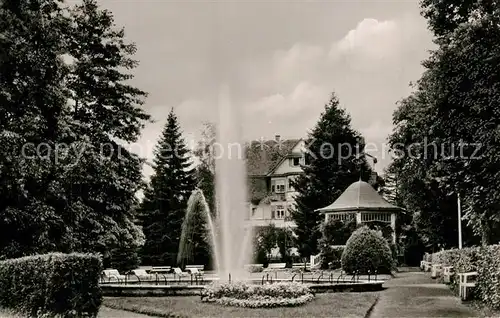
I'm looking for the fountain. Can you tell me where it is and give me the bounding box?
[177,189,221,272]
[99,85,385,298]
[178,85,254,281]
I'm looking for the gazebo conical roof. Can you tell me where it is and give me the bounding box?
[316,180,401,213]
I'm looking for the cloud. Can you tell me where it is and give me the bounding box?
[332,19,400,58]
[239,15,431,174]
[244,82,329,139]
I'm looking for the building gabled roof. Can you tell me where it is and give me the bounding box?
[316,180,401,213]
[246,139,301,176]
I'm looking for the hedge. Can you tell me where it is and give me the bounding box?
[429,245,500,309]
[0,253,102,317]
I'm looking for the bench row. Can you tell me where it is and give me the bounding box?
[420,261,477,301]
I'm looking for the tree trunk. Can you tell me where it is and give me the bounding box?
[481,216,491,246]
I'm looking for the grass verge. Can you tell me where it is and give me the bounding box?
[104,292,379,318]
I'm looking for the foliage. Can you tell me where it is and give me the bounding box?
[388,0,500,247]
[201,282,314,308]
[420,0,500,38]
[318,218,354,269]
[341,226,394,274]
[320,246,344,270]
[290,93,372,258]
[193,122,217,216]
[138,109,196,266]
[253,224,295,264]
[320,219,356,246]
[0,0,148,270]
[476,245,500,309]
[0,253,102,317]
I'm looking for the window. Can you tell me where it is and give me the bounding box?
[275,205,285,219]
[274,179,285,193]
[251,207,256,216]
[290,157,300,166]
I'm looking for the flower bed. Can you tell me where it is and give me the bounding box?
[200,282,314,308]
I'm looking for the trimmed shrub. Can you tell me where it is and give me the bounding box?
[341,226,394,274]
[476,245,500,309]
[201,282,314,308]
[0,253,102,317]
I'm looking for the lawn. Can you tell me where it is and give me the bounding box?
[103,292,380,318]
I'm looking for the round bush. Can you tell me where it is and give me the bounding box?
[341,226,394,274]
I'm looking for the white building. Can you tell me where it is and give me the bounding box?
[245,135,307,228]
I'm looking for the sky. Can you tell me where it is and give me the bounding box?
[97,0,434,177]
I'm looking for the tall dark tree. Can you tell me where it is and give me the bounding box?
[388,0,500,247]
[139,109,196,266]
[0,0,148,270]
[290,93,372,258]
[64,0,149,270]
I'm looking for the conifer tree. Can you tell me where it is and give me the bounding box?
[139,109,196,265]
[291,93,371,258]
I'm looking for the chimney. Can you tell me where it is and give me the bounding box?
[275,135,281,142]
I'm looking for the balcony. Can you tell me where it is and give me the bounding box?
[244,218,296,228]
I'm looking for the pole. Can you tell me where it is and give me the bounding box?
[458,193,462,249]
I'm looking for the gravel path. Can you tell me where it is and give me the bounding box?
[369,271,479,318]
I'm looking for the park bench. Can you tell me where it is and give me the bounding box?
[420,260,426,270]
[264,263,287,271]
[458,272,477,301]
[292,262,311,270]
[443,266,454,283]
[420,261,432,272]
[185,265,204,276]
[431,263,443,279]
[128,269,154,281]
[150,266,172,274]
[102,269,126,282]
[173,267,190,278]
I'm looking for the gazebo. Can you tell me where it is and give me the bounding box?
[315,180,401,244]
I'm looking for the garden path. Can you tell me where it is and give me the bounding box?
[369,271,479,317]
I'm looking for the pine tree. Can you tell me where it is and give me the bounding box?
[139,109,196,266]
[290,93,372,258]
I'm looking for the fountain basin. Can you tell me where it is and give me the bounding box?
[100,280,384,297]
